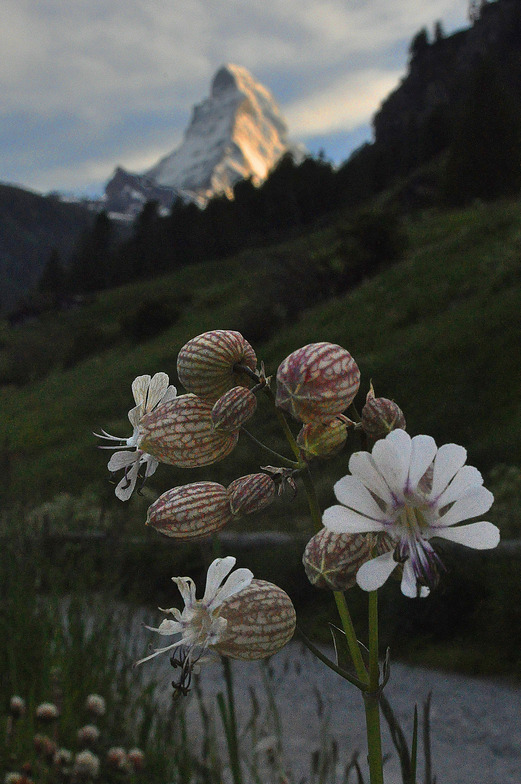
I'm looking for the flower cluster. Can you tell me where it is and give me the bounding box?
[3,692,145,784]
[97,328,500,699]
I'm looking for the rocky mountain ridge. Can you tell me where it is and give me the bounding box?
[104,64,303,217]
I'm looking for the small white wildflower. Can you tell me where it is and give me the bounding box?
[4,773,23,784]
[73,750,100,779]
[9,696,25,718]
[85,694,105,717]
[137,556,253,690]
[127,748,145,771]
[323,429,500,597]
[77,725,100,745]
[106,747,128,771]
[53,748,73,767]
[95,373,176,500]
[35,702,59,721]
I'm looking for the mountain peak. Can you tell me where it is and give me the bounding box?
[105,64,303,217]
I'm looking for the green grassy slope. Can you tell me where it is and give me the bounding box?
[1,198,521,530]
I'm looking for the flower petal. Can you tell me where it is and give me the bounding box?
[356,551,398,592]
[372,429,412,497]
[435,465,483,508]
[173,576,197,608]
[430,443,467,500]
[114,462,140,501]
[323,505,386,534]
[400,560,430,598]
[147,373,170,411]
[202,557,237,604]
[161,385,178,405]
[128,405,142,428]
[132,375,151,407]
[135,640,183,666]
[437,485,494,527]
[334,475,388,521]
[407,435,437,492]
[145,619,182,636]
[208,567,253,610]
[144,456,159,477]
[348,451,394,506]
[107,450,139,472]
[434,521,500,549]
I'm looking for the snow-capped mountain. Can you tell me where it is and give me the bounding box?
[104,64,304,218]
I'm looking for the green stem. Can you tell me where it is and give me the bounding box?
[368,591,379,688]
[364,692,385,784]
[240,427,299,468]
[333,591,369,685]
[273,406,301,461]
[364,590,384,784]
[300,468,323,533]
[299,467,368,686]
[296,626,369,691]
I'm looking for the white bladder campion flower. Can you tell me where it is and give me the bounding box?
[323,429,500,597]
[95,373,176,500]
[137,556,253,692]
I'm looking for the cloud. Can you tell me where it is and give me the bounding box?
[286,68,404,137]
[0,0,468,193]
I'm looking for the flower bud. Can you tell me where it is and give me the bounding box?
[227,474,276,515]
[177,330,257,402]
[303,529,392,591]
[215,580,296,660]
[296,416,351,460]
[212,386,257,432]
[361,384,406,439]
[147,482,233,540]
[275,342,360,423]
[139,394,239,468]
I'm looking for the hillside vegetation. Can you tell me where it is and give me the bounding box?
[1,197,521,537]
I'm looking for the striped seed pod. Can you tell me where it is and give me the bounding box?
[177,330,257,402]
[146,482,232,540]
[227,473,276,515]
[296,415,351,460]
[275,342,360,423]
[139,394,239,468]
[212,386,257,432]
[303,528,392,591]
[214,579,296,660]
[361,384,406,440]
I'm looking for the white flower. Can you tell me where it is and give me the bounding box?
[95,373,176,500]
[85,694,105,717]
[323,429,500,598]
[77,725,100,745]
[73,750,100,779]
[137,556,253,687]
[35,701,59,720]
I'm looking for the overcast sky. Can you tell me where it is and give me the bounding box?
[1,0,469,197]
